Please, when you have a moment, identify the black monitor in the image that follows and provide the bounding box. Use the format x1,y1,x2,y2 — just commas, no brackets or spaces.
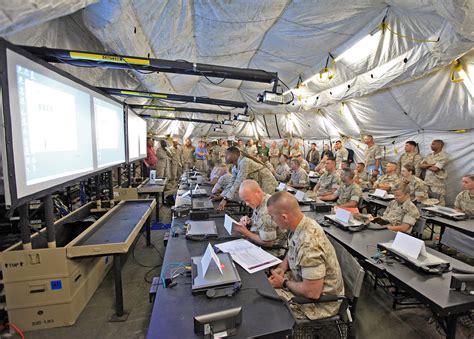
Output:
193,306,242,337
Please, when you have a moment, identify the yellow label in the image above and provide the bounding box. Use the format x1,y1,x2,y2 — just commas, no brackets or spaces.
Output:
70,52,150,65
121,90,167,99
144,106,175,111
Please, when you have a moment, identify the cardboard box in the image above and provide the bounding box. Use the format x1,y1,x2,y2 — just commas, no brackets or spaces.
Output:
6,255,112,331
3,256,98,308
113,187,138,201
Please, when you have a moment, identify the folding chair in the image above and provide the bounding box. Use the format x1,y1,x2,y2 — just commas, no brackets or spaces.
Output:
288,237,365,339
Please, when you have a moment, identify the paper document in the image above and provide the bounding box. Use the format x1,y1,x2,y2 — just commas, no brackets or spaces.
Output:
277,182,286,191
295,190,305,201
215,239,281,274
149,170,156,184
201,243,223,276
224,214,238,235
373,189,387,198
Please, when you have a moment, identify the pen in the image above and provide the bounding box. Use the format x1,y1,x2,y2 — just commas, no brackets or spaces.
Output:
248,259,279,270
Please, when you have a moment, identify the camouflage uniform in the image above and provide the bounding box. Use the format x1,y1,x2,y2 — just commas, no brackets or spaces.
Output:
364,144,383,168
334,183,362,205
382,199,420,232
182,145,196,171
224,156,278,201
454,191,474,216
354,170,370,189
420,151,449,205
280,145,291,157
155,146,170,178
335,147,349,169
218,145,227,164
290,147,302,158
245,144,258,156
211,144,222,163
212,173,232,195
269,147,280,169
276,216,344,320
300,159,310,173
249,194,287,256
290,168,309,189
275,163,291,182
264,161,274,172
168,146,181,182
403,175,428,201
316,171,339,195
399,152,422,177
374,173,400,191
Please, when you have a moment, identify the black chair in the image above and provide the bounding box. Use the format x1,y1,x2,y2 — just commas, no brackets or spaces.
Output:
287,237,365,339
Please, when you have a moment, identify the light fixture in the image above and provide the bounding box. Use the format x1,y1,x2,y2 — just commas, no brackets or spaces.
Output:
450,59,464,83
312,55,335,84
450,59,474,97
234,114,252,122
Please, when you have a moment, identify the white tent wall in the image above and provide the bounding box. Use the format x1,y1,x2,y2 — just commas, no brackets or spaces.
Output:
0,0,473,204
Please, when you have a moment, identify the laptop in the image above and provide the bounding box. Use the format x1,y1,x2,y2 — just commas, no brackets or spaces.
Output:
378,232,448,268
192,197,214,210
175,195,192,208
186,220,218,237
191,252,241,294
324,208,363,227
295,190,314,204
422,206,466,219
368,189,395,200
191,188,209,197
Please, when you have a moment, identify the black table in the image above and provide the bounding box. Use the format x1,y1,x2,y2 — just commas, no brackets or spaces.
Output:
147,215,294,338
362,192,392,214
303,210,474,339
424,215,474,251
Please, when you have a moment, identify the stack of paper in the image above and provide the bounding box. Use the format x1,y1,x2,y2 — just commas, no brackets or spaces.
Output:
215,239,281,274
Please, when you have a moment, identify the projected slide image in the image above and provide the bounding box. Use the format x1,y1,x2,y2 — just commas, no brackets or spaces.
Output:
127,111,147,161
15,63,94,186
25,79,78,153
94,97,125,167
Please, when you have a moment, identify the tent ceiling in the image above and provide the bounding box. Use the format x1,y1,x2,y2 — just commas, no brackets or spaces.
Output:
0,0,473,140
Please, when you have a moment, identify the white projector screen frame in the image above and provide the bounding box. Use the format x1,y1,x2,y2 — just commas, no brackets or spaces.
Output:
0,40,126,209
127,108,147,162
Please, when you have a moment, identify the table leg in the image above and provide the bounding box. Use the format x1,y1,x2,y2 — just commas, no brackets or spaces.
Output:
437,225,445,251
146,216,151,247
110,254,129,322
155,193,160,221
445,314,458,339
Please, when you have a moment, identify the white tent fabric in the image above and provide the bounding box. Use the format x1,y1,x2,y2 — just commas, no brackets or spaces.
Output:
1,0,473,204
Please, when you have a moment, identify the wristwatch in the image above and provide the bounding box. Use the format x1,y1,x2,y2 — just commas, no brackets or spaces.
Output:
282,279,289,290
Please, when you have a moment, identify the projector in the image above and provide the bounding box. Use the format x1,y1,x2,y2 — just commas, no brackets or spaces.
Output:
234,114,252,122
223,120,235,126
213,127,224,132
256,91,286,105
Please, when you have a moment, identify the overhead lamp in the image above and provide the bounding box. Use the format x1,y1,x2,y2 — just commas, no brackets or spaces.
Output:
317,55,335,83
223,120,235,126
234,114,252,122
214,126,224,132
450,59,464,83
450,59,474,97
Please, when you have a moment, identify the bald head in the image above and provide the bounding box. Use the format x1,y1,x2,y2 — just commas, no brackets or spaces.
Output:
267,192,304,231
239,180,265,209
